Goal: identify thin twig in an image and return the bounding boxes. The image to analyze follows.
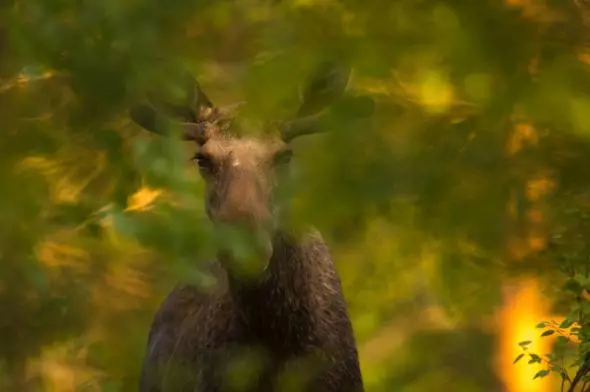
[568,354,590,392]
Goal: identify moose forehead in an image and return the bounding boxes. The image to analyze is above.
[199,135,288,168]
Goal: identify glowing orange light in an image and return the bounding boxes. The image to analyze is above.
[498,279,555,392]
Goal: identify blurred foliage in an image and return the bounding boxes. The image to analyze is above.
[3,0,590,390]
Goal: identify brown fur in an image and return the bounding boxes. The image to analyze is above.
[139,231,363,392]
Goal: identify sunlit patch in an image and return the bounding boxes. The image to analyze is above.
[498,279,554,392]
[416,70,455,113]
[357,69,458,115]
[506,123,539,156]
[525,176,556,202]
[36,241,89,269]
[126,187,162,211]
[18,153,107,203]
[526,234,546,252]
[0,69,56,93]
[29,340,103,392]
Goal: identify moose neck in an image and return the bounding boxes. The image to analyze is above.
[222,228,323,349]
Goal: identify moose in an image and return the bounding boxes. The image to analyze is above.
[130,62,366,392]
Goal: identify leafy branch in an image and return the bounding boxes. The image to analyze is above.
[514,274,590,391]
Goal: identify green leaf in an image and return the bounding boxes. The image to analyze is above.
[513,353,525,364]
[528,353,542,364]
[535,322,547,329]
[541,330,555,337]
[519,340,533,347]
[562,278,583,295]
[560,318,574,329]
[533,370,550,379]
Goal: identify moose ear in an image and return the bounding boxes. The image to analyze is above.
[297,60,351,117]
[129,104,170,136]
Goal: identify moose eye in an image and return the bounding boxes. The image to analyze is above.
[273,149,293,167]
[192,153,212,171]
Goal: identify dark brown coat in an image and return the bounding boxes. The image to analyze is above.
[139,231,363,392]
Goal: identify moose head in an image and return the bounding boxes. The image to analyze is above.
[129,62,370,276]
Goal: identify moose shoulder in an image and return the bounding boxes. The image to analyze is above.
[131,63,365,392]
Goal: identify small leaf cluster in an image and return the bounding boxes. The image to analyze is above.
[514,276,590,390]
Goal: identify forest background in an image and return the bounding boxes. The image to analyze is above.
[2,0,590,391]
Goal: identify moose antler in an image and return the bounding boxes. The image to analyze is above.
[129,69,240,145]
[129,61,374,144]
